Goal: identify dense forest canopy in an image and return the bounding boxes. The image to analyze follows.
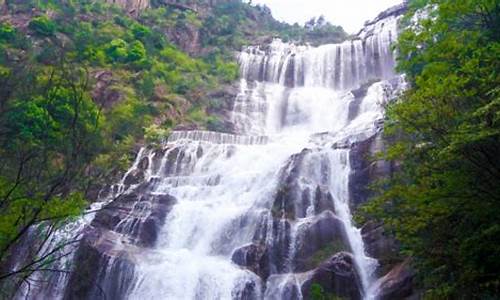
[361,0,500,298]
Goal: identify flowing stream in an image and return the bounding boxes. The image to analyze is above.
[18,9,405,300]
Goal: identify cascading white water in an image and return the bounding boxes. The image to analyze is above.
[121,14,402,300]
[20,9,405,300]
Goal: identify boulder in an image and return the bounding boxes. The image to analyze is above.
[264,275,302,300]
[301,252,362,300]
[293,211,349,272]
[375,259,415,300]
[63,229,137,300]
[232,243,270,279]
[232,279,260,300]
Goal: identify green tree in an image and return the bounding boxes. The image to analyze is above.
[0,63,102,291]
[362,0,500,298]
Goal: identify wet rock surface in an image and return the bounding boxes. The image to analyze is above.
[301,252,362,300]
[65,187,177,298]
[272,149,313,220]
[361,221,400,274]
[64,229,138,300]
[293,211,349,272]
[232,243,270,279]
[349,133,394,208]
[92,189,177,247]
[376,259,415,300]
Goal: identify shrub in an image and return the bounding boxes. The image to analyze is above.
[131,23,152,40]
[0,23,15,41]
[105,38,128,62]
[29,15,56,36]
[127,40,147,62]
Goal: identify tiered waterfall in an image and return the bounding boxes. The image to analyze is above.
[18,8,406,300]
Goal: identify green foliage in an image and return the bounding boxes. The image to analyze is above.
[29,15,57,36]
[201,1,347,55]
[311,283,326,300]
[212,56,239,83]
[105,38,129,62]
[144,123,170,145]
[106,89,152,141]
[0,64,103,280]
[302,16,348,45]
[310,283,345,300]
[131,23,152,41]
[361,0,500,298]
[0,22,15,41]
[127,40,147,62]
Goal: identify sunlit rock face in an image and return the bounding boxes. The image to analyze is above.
[105,0,149,13]
[16,4,412,300]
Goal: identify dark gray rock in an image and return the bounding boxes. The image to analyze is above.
[376,259,415,300]
[364,3,408,27]
[313,185,335,215]
[63,229,137,300]
[268,218,292,274]
[232,279,260,300]
[349,133,394,208]
[64,187,177,298]
[123,168,145,186]
[265,275,302,300]
[361,221,400,275]
[348,82,371,121]
[294,211,349,272]
[232,243,270,279]
[93,191,176,247]
[272,149,313,220]
[301,252,362,300]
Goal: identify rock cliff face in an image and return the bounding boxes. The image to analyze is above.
[105,0,150,14]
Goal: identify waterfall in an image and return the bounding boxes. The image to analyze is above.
[18,10,406,300]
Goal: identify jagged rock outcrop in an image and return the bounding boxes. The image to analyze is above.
[365,2,408,27]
